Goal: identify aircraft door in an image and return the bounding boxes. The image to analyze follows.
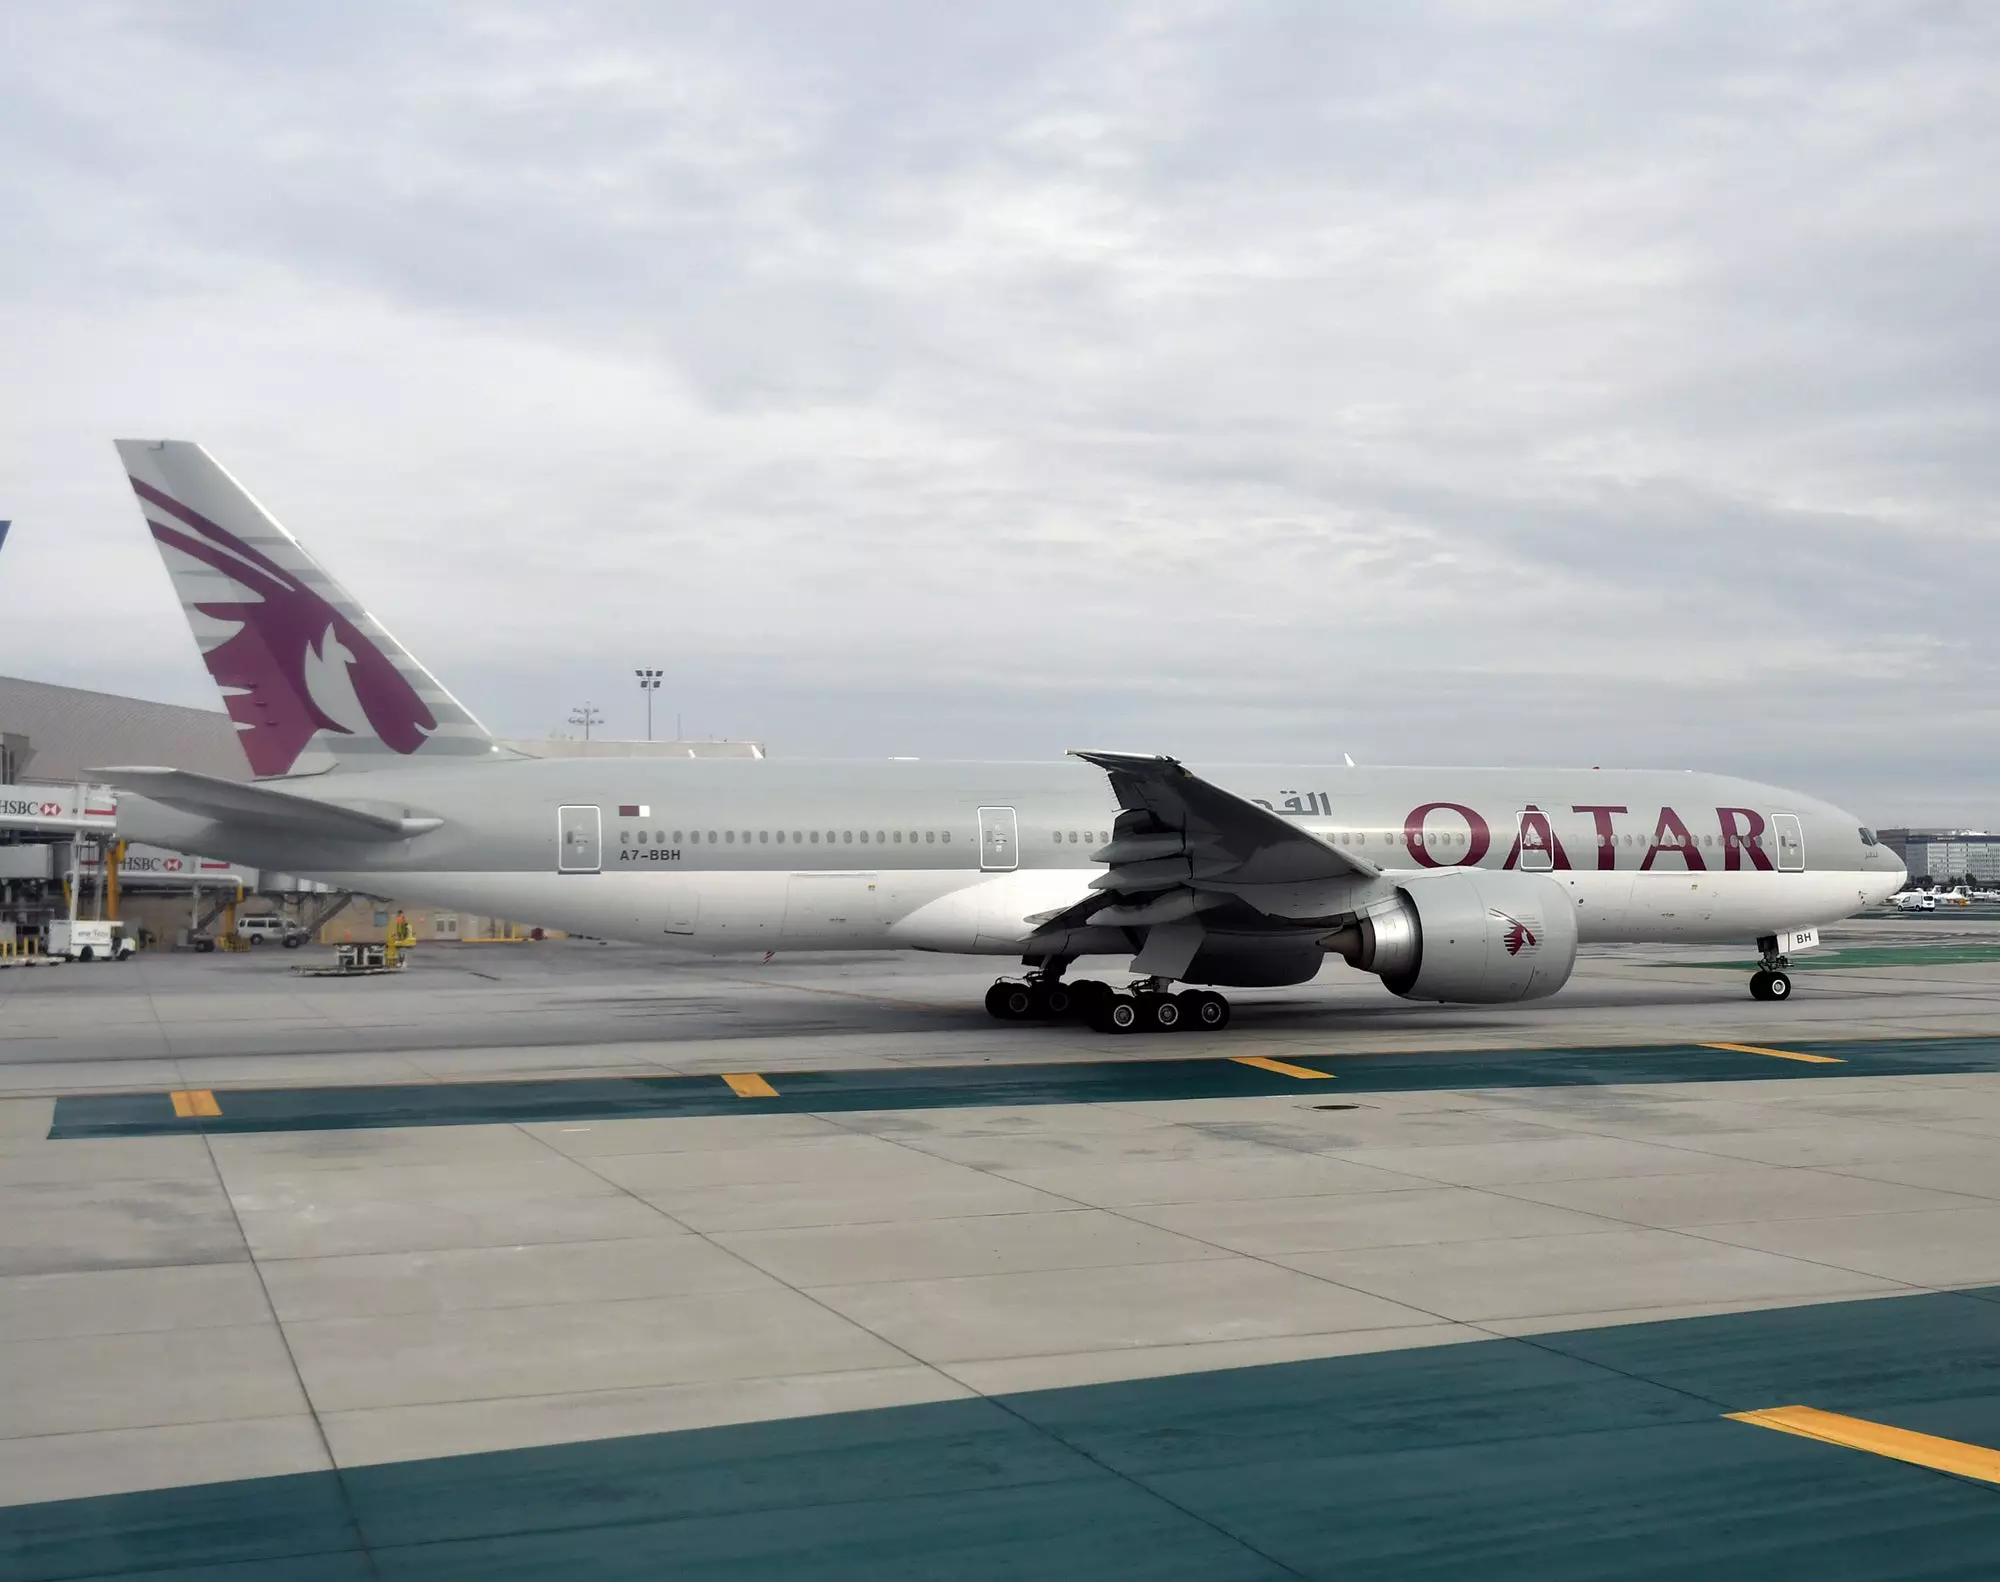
[1773,814,1805,872]
[978,806,1019,872]
[557,805,601,873]
[1515,809,1555,872]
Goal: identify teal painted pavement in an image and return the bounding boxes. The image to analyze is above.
[11,1288,2000,1580]
[46,1034,2000,1140]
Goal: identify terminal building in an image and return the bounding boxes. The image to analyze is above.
[1876,828,2000,887]
[1,673,765,951]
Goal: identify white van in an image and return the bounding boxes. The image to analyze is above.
[236,916,309,948]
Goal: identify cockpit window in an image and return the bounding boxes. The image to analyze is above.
[1859,827,1878,846]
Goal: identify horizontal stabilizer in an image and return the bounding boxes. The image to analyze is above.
[93,767,441,843]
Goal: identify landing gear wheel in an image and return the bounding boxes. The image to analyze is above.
[1141,993,1183,1032]
[1749,969,1793,1002]
[1037,984,1074,1019]
[985,981,1035,1021]
[1091,995,1141,1034]
[1069,980,1109,1019]
[1180,989,1231,1030]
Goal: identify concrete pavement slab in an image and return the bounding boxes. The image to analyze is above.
[1,1322,307,1437]
[714,1209,1232,1287]
[0,1262,271,1340]
[1501,1165,1990,1228]
[809,1257,1447,1363]
[318,1365,971,1468]
[0,1415,331,1509]
[0,1176,245,1275]
[1124,1185,1626,1253]
[283,1287,911,1411]
[260,1236,780,1322]
[1276,1227,1904,1324]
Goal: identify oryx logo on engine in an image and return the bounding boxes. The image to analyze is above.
[1494,912,1539,956]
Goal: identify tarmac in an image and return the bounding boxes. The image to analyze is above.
[7,914,2000,1578]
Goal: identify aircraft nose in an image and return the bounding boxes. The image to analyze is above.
[1864,847,1906,905]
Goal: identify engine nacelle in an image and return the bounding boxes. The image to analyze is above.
[1324,870,1578,1003]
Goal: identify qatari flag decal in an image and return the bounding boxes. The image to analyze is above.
[618,804,650,818]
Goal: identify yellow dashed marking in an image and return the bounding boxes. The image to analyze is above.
[1231,1056,1337,1081]
[1728,1405,2000,1486]
[1702,1041,1843,1065]
[169,1089,221,1118]
[721,1072,778,1098]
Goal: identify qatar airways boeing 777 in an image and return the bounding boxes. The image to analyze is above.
[99,440,1904,1032]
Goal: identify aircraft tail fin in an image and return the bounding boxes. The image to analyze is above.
[115,440,499,779]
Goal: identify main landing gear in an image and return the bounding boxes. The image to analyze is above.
[1749,936,1793,1002]
[984,967,1232,1034]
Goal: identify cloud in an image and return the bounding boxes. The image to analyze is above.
[1,0,1995,819]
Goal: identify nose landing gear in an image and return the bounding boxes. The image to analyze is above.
[1749,936,1794,1002]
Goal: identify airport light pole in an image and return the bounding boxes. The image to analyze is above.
[634,668,663,741]
[567,703,603,742]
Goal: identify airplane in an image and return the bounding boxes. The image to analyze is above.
[97,440,1906,1031]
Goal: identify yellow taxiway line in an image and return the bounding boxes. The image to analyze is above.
[1231,1056,1337,1081]
[720,1072,779,1098]
[1728,1405,2000,1486]
[169,1089,221,1118]
[1701,1041,1844,1065]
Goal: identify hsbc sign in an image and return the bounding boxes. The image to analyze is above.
[0,785,118,832]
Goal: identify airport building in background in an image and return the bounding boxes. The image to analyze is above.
[1876,829,2000,886]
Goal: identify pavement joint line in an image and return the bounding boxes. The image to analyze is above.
[1727,1405,2000,1486]
[1230,1055,1338,1080]
[1700,1041,1844,1064]
[721,1071,779,1098]
[169,1088,221,1117]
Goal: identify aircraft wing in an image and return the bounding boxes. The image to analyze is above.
[1068,749,1377,923]
[92,767,442,843]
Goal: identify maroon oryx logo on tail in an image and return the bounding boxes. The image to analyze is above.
[132,478,436,777]
[1497,913,1539,956]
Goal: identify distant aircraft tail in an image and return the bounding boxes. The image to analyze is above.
[115,440,498,779]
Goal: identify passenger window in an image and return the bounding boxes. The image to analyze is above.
[843,831,853,844]
[860,831,870,843]
[620,832,631,846]
[810,831,819,843]
[726,831,735,844]
[708,831,718,843]
[942,830,951,844]
[925,831,935,844]
[673,831,683,843]
[793,832,802,843]
[638,830,648,844]
[776,830,785,844]
[894,831,903,843]
[759,831,768,843]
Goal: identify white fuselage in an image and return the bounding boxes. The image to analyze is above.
[119,757,1905,963]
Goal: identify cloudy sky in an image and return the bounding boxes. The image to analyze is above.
[2,1,1994,819]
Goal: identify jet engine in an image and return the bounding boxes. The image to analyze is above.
[1323,870,1578,1003]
